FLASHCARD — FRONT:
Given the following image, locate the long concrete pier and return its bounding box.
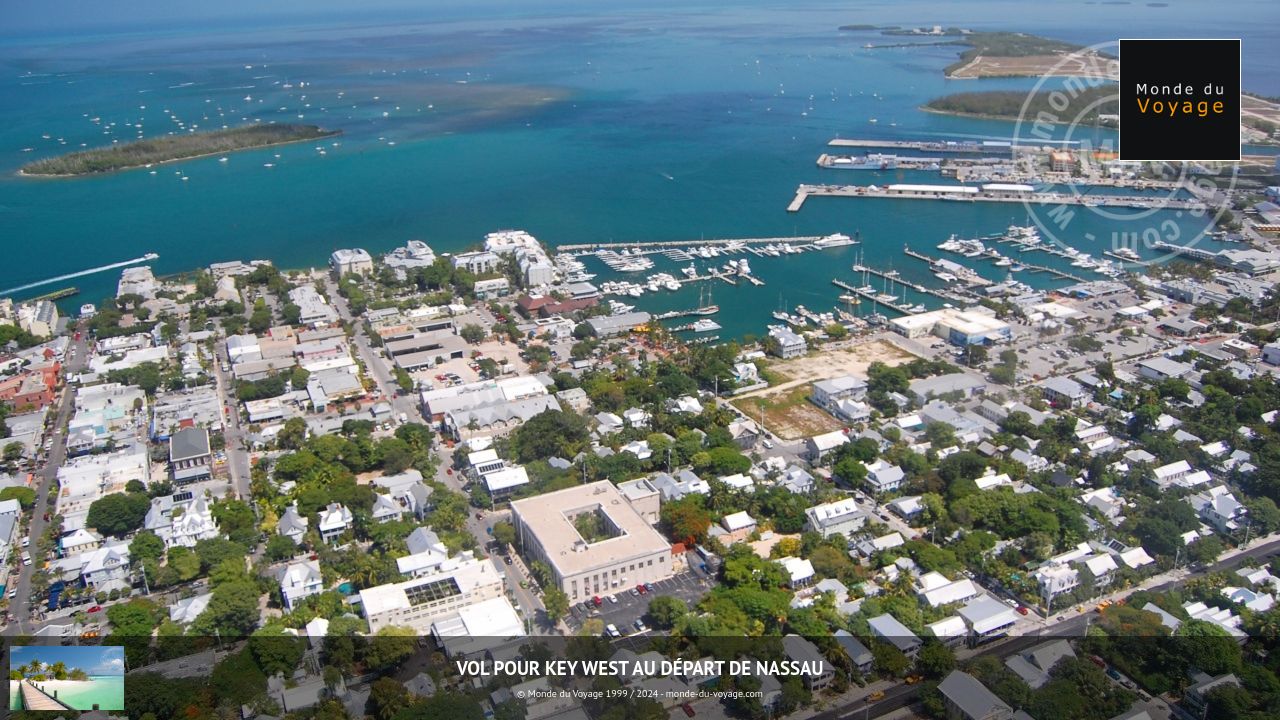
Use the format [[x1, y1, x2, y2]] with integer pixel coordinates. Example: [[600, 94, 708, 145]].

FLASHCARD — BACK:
[[557, 236, 823, 253], [828, 139, 1014, 153], [787, 183, 1208, 213]]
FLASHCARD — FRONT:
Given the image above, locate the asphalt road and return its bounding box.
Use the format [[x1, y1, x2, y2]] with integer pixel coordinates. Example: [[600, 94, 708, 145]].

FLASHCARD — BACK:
[[5, 327, 89, 636], [210, 343, 251, 499]]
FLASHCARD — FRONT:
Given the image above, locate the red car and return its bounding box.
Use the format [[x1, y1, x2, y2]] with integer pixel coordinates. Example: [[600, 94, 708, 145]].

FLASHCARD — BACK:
[[1017, 606, 1029, 615], [88, 605, 102, 613], [636, 584, 647, 594], [681, 704, 695, 718], [592, 596, 603, 607]]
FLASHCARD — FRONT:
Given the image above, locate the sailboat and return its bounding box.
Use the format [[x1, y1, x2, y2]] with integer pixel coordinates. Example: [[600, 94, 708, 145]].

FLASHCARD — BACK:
[[693, 285, 719, 315]]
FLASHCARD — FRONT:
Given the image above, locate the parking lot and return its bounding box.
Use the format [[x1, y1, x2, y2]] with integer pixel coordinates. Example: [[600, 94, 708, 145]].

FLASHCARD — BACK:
[[568, 566, 715, 636]]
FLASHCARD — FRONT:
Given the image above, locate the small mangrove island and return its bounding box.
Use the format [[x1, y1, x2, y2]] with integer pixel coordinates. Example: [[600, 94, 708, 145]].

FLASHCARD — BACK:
[[923, 85, 1119, 125], [19, 123, 341, 177]]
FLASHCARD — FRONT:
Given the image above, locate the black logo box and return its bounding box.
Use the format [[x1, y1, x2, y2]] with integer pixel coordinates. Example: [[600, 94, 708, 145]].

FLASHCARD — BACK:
[[1119, 38, 1241, 162]]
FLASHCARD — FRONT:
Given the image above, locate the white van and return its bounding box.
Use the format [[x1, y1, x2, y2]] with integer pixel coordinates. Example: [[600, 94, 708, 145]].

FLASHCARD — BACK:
[[606, 623, 621, 638]]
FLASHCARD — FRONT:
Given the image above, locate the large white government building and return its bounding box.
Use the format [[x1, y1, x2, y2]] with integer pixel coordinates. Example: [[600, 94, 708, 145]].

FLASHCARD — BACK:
[[510, 481, 674, 602]]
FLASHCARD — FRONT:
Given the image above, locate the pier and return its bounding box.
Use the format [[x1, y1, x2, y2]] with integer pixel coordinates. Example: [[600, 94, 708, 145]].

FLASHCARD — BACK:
[[830, 279, 913, 315], [853, 263, 970, 303], [30, 286, 79, 302], [829, 139, 1018, 153], [19, 681, 73, 711], [904, 245, 1085, 284], [655, 307, 720, 320], [786, 184, 1209, 213], [817, 153, 943, 169], [557, 236, 823, 254]]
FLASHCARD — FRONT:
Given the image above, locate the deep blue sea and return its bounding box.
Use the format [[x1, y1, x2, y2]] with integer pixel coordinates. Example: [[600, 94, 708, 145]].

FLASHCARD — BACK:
[[1, 0, 1277, 339]]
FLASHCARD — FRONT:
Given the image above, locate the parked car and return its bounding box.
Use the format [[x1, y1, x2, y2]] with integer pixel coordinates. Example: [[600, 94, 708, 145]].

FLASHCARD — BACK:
[[681, 704, 695, 718], [592, 596, 603, 607], [88, 605, 102, 613], [607, 595, 618, 604], [606, 623, 621, 638], [636, 584, 647, 594]]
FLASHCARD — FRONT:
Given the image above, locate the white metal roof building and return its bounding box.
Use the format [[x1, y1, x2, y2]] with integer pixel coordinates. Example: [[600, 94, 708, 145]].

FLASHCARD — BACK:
[[958, 596, 1019, 639], [359, 555, 505, 634], [804, 498, 867, 539]]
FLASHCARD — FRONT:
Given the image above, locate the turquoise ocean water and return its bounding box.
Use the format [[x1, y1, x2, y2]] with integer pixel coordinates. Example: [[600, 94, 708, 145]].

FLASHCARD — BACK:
[[1, 0, 1277, 339]]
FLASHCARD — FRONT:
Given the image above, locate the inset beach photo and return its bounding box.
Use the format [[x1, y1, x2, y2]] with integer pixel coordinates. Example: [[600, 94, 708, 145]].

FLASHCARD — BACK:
[[9, 646, 125, 712]]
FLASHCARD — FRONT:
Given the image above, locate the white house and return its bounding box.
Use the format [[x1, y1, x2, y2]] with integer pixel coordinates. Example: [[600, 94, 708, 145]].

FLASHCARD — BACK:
[[277, 503, 309, 545], [145, 492, 220, 549], [812, 376, 868, 411], [317, 503, 353, 544], [806, 430, 849, 463], [371, 493, 404, 524], [864, 459, 905, 494], [278, 559, 325, 610], [80, 541, 131, 589], [804, 498, 867, 539]]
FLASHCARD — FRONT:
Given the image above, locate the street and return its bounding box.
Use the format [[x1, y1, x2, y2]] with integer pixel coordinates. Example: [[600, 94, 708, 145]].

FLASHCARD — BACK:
[[4, 327, 89, 636]]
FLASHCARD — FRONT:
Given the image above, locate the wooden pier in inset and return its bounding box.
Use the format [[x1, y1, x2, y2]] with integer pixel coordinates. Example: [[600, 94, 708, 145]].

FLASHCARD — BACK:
[[20, 681, 73, 711]]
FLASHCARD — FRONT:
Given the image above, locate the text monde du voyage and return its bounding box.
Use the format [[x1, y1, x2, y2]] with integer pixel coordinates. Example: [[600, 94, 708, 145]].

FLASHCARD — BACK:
[[1133, 82, 1229, 118], [456, 659, 828, 679]]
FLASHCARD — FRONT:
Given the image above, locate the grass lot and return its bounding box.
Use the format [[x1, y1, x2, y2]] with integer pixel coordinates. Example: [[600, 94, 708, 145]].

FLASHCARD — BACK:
[[732, 384, 842, 440]]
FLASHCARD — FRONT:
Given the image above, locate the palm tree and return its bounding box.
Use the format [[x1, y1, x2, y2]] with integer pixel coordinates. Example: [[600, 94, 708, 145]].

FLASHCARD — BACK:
[[50, 661, 67, 680]]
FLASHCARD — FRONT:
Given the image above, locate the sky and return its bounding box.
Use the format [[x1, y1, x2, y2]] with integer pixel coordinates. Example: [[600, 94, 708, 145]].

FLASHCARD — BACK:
[[1, 0, 633, 34], [11, 645, 125, 676]]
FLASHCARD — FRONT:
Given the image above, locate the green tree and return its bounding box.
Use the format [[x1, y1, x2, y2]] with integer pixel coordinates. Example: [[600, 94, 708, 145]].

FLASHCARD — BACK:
[[511, 410, 589, 463], [647, 596, 688, 629], [460, 324, 487, 344], [249, 625, 306, 676], [0, 486, 36, 509], [370, 677, 411, 720], [265, 534, 298, 562], [543, 587, 570, 623], [363, 625, 417, 672], [277, 417, 308, 450], [191, 580, 261, 637], [492, 521, 517, 547], [917, 642, 955, 679], [129, 531, 166, 562], [86, 492, 151, 536]]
